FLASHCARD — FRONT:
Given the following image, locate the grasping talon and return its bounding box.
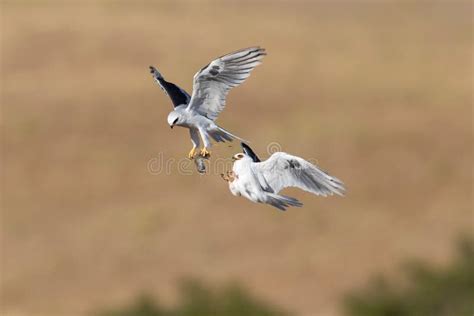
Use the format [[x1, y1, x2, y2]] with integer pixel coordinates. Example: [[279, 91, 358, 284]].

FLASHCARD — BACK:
[[227, 170, 236, 182], [221, 171, 236, 182], [221, 173, 230, 182], [188, 147, 198, 159], [200, 147, 211, 158]]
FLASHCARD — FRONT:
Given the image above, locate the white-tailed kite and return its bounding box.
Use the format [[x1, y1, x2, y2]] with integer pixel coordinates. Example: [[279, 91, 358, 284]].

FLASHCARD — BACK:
[[150, 47, 266, 159], [222, 143, 345, 211]]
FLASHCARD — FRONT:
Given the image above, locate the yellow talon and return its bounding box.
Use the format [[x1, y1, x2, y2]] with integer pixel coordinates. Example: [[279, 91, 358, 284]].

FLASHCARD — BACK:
[[227, 170, 236, 182], [200, 147, 211, 158], [188, 147, 198, 159]]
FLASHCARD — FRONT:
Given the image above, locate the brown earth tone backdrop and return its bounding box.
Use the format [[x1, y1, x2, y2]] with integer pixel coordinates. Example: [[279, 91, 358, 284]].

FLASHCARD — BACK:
[[2, 1, 472, 316]]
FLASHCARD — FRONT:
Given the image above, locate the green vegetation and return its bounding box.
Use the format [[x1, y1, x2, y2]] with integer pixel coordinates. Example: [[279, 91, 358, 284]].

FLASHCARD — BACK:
[[96, 279, 290, 316], [344, 236, 474, 316], [97, 237, 474, 316]]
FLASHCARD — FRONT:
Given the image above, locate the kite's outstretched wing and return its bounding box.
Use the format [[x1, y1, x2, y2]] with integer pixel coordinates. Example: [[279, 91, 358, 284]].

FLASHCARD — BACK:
[[253, 152, 346, 196], [150, 66, 191, 107], [186, 47, 266, 120]]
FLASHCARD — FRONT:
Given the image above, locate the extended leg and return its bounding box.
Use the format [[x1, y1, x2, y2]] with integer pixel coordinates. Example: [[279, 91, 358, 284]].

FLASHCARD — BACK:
[[198, 128, 212, 158], [188, 128, 200, 159]]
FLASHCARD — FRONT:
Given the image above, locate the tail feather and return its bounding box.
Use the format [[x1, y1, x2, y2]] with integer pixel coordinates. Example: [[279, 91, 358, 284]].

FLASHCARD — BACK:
[[266, 194, 303, 211], [209, 126, 247, 143]]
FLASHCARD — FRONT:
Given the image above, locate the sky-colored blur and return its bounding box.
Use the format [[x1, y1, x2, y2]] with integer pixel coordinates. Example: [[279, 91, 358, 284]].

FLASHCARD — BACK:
[[2, 1, 472, 316]]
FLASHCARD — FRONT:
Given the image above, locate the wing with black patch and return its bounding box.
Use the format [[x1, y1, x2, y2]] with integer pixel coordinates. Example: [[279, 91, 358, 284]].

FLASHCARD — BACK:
[[252, 152, 346, 196], [186, 47, 266, 120], [150, 66, 191, 107]]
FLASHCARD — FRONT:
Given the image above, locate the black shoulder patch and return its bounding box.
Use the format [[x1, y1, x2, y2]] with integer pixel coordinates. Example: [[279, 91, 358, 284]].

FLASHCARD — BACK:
[[157, 78, 190, 107], [241, 143, 261, 162], [288, 159, 301, 169]]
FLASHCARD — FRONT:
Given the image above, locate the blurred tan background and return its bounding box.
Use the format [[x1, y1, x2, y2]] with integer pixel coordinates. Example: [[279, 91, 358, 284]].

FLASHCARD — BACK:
[[2, 1, 472, 315]]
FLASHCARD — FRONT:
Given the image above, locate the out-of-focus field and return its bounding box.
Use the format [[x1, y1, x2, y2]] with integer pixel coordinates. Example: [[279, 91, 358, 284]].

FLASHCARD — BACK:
[[1, 1, 472, 316]]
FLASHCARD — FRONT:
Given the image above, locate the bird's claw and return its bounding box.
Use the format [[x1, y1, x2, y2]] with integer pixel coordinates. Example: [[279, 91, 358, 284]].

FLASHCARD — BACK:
[[200, 147, 211, 158], [222, 171, 236, 183], [188, 147, 198, 160]]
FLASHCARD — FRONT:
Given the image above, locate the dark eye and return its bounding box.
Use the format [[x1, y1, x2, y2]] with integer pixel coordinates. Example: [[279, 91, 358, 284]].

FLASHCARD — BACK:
[[173, 118, 179, 125]]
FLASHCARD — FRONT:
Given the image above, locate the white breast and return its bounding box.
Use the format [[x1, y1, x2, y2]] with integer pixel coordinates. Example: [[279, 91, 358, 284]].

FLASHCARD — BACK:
[[228, 159, 246, 197], [231, 158, 263, 203], [228, 180, 240, 196]]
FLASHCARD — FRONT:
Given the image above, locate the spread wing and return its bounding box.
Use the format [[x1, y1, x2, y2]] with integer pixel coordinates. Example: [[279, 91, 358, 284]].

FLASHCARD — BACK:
[[252, 152, 346, 196], [186, 47, 266, 121], [150, 66, 191, 107]]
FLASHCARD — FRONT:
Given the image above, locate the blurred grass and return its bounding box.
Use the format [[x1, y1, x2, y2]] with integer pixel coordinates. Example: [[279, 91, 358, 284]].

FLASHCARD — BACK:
[[95, 236, 474, 316], [344, 236, 474, 316], [96, 279, 290, 316]]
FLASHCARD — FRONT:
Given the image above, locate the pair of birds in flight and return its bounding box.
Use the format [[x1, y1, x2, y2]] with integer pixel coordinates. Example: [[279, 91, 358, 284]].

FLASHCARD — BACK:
[[150, 47, 345, 210]]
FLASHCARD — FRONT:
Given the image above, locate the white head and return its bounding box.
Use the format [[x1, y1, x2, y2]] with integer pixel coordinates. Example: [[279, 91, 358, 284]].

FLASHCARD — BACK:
[[232, 153, 246, 161], [167, 111, 181, 129]]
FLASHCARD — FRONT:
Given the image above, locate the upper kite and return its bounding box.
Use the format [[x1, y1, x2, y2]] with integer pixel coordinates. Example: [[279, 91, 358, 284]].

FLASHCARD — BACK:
[[150, 47, 266, 159]]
